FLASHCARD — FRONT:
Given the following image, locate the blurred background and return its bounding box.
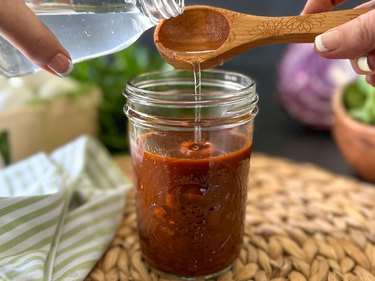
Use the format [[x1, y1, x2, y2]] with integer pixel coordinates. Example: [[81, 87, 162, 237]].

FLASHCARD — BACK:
[[0, 0, 371, 178]]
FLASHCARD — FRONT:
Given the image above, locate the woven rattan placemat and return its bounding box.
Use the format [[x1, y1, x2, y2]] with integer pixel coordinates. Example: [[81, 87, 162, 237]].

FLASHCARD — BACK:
[[86, 154, 375, 281]]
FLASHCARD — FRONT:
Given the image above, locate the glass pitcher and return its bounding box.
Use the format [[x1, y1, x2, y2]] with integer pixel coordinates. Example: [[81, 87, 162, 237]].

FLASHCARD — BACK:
[[0, 0, 184, 77]]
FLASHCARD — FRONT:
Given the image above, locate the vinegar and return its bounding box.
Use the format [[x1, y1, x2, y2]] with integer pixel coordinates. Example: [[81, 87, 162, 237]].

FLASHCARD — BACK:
[[193, 62, 202, 144], [0, 1, 184, 77]]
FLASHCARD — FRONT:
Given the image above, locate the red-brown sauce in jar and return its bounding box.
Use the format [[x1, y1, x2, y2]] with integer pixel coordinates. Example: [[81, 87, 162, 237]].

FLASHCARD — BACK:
[[131, 131, 251, 277]]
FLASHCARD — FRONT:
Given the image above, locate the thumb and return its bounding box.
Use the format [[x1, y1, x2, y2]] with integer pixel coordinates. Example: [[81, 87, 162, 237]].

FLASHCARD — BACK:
[[0, 0, 73, 76], [314, 9, 375, 74]]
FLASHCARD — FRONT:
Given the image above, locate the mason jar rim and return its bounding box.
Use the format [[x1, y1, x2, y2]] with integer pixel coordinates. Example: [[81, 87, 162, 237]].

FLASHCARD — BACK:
[[124, 69, 258, 131], [124, 69, 257, 106]]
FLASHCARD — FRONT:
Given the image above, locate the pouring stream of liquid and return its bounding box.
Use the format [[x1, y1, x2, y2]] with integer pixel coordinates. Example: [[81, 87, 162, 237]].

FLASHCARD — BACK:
[[193, 62, 202, 145]]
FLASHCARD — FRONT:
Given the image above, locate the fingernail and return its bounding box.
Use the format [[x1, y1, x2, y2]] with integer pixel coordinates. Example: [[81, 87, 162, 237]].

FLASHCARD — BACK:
[[47, 54, 73, 77], [357, 56, 372, 73], [315, 31, 342, 52], [356, 0, 375, 9]]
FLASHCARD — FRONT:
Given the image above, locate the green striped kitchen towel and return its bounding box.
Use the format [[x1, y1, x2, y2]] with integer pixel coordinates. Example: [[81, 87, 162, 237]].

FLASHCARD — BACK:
[[0, 136, 132, 281]]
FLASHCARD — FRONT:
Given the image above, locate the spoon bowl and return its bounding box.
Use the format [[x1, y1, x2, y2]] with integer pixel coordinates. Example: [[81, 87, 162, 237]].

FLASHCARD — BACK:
[[154, 6, 371, 70], [157, 7, 230, 52]]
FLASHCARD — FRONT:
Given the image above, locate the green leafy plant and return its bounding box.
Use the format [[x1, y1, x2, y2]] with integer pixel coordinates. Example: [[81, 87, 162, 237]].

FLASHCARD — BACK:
[[0, 131, 10, 166], [344, 78, 375, 125], [70, 43, 168, 153]]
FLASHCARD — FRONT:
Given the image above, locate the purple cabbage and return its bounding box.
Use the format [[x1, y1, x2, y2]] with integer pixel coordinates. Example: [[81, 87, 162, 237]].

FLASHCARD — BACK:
[[277, 43, 358, 129]]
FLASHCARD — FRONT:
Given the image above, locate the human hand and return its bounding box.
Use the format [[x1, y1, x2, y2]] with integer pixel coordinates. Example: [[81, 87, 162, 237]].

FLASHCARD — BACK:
[[302, 0, 375, 86], [0, 0, 73, 77]]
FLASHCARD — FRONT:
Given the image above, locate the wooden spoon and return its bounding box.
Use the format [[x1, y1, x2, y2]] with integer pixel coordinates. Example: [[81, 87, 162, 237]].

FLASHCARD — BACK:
[[154, 6, 371, 70]]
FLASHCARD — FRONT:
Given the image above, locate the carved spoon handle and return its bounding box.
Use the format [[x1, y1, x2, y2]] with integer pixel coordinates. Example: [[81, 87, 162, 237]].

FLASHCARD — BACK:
[[237, 8, 371, 46]]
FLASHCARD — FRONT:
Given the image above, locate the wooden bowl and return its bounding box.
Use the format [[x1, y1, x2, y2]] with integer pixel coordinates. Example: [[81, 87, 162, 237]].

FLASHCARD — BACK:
[[332, 87, 375, 182]]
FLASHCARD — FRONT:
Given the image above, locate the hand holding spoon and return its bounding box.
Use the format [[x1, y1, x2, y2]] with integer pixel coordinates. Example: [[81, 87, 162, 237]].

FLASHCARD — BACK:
[[154, 6, 371, 70]]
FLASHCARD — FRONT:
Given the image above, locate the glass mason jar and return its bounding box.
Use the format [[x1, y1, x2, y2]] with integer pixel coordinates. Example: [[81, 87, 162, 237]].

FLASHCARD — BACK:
[[124, 69, 258, 279]]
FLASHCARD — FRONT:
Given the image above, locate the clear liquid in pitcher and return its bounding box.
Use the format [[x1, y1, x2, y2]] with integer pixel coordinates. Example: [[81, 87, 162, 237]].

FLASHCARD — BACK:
[[0, 0, 183, 77]]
